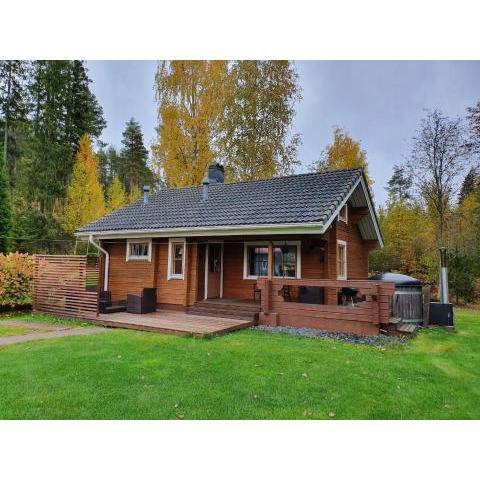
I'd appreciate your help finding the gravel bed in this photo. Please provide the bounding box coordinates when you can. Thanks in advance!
[253,325,407,346]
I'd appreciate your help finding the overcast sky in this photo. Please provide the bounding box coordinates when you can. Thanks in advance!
[87,60,480,205]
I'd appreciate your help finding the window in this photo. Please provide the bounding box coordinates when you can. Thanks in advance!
[243,241,301,279]
[126,239,152,261]
[168,238,185,279]
[337,240,347,280]
[247,246,269,277]
[273,245,298,278]
[209,244,222,273]
[338,204,348,223]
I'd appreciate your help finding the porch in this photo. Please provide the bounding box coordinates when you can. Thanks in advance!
[98,309,254,337]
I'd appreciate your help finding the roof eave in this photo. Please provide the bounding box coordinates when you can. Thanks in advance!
[75,221,327,240]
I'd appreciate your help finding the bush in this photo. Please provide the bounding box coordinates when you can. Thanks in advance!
[0,253,34,308]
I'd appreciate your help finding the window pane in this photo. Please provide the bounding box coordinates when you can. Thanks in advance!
[209,244,221,273]
[173,243,183,275]
[337,244,346,277]
[248,246,268,276]
[274,246,297,278]
[130,242,149,257]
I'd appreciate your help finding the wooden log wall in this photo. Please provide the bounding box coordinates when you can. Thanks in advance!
[33,255,99,321]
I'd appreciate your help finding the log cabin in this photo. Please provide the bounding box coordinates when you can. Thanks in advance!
[76,165,395,336]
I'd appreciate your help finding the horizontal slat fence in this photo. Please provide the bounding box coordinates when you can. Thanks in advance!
[258,278,395,335]
[33,255,99,321]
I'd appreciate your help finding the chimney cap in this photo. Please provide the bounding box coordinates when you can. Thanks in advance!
[143,185,150,192]
[202,177,210,185]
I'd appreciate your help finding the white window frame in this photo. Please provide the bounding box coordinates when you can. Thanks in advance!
[338,203,348,224]
[243,240,301,280]
[126,238,152,262]
[337,239,347,280]
[168,238,186,280]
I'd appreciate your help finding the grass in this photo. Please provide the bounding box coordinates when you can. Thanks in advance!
[0,309,478,419]
[0,312,95,328]
[0,325,32,337]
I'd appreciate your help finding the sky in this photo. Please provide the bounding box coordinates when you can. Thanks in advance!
[87,60,480,205]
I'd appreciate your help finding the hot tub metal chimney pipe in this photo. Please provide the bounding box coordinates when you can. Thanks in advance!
[143,185,150,204]
[202,177,210,200]
[439,247,449,304]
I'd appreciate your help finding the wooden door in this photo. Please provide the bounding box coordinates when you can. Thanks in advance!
[207,243,222,299]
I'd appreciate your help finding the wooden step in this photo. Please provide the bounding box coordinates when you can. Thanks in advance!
[396,322,417,334]
[187,306,258,320]
[187,308,258,322]
[389,317,401,324]
[192,304,260,316]
[197,300,260,313]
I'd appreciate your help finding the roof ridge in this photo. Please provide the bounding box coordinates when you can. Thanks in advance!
[155,167,363,194]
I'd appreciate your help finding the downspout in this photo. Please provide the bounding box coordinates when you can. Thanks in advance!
[88,235,109,292]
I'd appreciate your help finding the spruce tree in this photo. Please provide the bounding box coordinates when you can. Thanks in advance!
[106,176,127,212]
[0,60,32,186]
[61,134,105,234]
[119,118,153,194]
[0,150,12,252]
[28,60,106,212]
[458,167,478,204]
[386,165,413,204]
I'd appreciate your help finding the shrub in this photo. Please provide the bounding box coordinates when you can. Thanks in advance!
[0,253,34,308]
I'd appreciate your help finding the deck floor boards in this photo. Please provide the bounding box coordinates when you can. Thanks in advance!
[97,310,253,336]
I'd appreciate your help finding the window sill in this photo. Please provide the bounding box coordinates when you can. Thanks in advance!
[243,275,301,280]
[168,275,184,281]
[126,257,151,262]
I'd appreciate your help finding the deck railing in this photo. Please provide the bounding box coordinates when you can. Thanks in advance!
[257,278,395,336]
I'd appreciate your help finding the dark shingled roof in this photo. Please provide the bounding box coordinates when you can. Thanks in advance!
[77,168,364,234]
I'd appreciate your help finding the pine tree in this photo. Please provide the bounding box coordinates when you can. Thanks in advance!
[221,60,301,181]
[313,127,373,185]
[61,134,105,234]
[0,150,12,252]
[119,118,153,194]
[106,176,127,212]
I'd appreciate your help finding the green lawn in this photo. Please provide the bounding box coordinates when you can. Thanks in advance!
[0,309,478,419]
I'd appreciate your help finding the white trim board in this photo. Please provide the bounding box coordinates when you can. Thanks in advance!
[167,238,186,280]
[126,238,152,262]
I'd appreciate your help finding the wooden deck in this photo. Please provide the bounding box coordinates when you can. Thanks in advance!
[97,310,254,336]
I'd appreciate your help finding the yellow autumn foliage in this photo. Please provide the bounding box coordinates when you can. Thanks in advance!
[61,134,106,234]
[153,60,229,187]
[106,176,127,213]
[316,127,374,186]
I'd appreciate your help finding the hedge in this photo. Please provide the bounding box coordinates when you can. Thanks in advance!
[0,253,34,308]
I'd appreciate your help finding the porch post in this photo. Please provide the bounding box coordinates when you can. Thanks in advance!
[267,241,273,280]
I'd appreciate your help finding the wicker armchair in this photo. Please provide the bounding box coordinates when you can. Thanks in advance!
[127,288,157,314]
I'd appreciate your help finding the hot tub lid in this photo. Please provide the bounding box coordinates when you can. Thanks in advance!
[368,272,422,286]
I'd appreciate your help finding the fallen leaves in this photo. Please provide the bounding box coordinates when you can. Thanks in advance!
[328,411,336,418]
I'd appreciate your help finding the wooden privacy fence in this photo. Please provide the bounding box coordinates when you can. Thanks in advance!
[33,255,99,321]
[257,278,395,336]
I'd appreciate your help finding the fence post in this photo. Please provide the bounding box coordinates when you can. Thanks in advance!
[372,283,380,323]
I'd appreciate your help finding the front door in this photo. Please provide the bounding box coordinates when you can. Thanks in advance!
[206,243,222,299]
